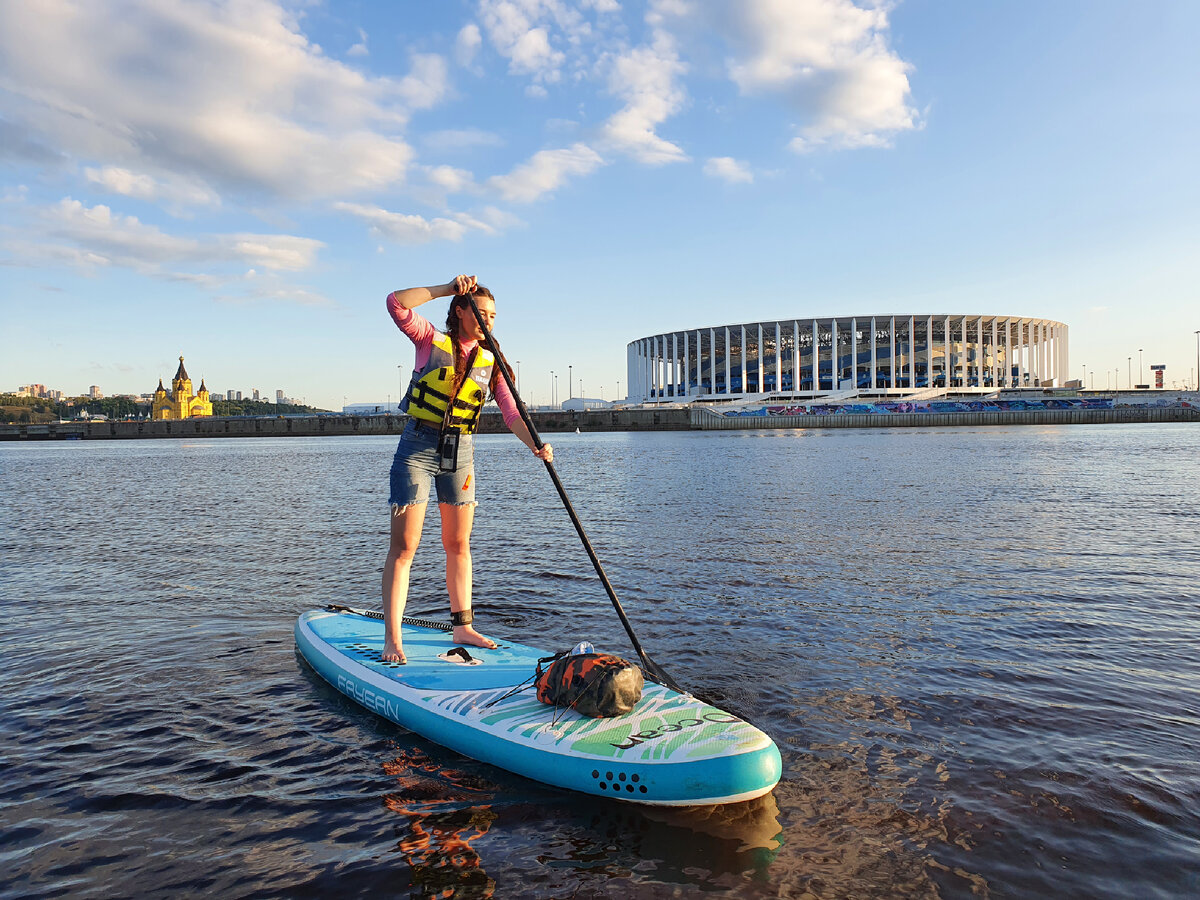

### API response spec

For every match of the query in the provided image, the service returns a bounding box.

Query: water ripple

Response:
[3,425,1200,898]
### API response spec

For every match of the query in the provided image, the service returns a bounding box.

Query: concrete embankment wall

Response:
[690,405,1200,430]
[0,408,692,441]
[2,405,1196,440]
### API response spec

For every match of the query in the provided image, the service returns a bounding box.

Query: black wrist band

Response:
[450,609,474,626]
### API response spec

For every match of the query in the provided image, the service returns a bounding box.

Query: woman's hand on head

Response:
[534,443,553,463]
[451,274,477,296]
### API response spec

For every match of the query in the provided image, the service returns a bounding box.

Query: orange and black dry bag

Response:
[535,653,644,718]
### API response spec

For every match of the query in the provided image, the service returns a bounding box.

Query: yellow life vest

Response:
[401,332,495,433]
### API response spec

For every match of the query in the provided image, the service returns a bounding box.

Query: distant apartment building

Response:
[276,390,284,404]
[89,385,102,399]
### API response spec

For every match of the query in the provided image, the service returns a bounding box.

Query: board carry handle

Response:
[465,296,685,694]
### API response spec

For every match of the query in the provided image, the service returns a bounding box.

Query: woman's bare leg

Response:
[382,504,427,662]
[440,502,496,649]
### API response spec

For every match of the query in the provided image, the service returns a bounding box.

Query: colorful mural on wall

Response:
[724,397,1121,417]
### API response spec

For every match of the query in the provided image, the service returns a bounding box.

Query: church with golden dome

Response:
[152,356,213,419]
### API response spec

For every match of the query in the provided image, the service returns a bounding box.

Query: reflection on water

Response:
[382,749,498,899]
[3,424,1200,898]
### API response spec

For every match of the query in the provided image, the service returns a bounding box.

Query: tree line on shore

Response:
[0,394,326,424]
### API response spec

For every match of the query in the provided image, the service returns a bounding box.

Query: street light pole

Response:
[1127,357,1131,391]
[516,360,521,394]
[1138,348,1143,388]
[550,371,555,408]
[568,365,573,400]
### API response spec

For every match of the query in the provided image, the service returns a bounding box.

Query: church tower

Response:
[151,356,213,419]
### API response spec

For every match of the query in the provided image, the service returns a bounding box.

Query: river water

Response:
[2,424,1198,898]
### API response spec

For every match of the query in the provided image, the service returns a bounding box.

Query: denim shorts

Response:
[389,419,476,509]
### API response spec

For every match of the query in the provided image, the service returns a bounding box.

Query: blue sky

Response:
[2,0,1198,408]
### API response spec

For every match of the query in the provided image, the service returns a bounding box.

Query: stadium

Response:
[627,315,1068,402]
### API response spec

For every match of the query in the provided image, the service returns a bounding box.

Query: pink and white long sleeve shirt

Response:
[388,293,522,429]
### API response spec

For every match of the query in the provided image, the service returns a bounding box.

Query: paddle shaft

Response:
[466,297,682,693]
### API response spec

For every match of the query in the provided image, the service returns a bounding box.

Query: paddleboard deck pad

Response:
[296,607,782,806]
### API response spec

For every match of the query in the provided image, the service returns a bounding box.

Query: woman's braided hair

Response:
[444,285,513,415]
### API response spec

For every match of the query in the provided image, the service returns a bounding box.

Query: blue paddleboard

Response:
[295,606,782,806]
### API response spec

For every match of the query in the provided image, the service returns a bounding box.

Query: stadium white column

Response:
[722,327,730,395]
[671,333,678,398]
[1040,322,1046,385]
[960,316,967,386]
[688,330,694,395]
[708,327,714,393]
[634,340,643,400]
[662,336,672,396]
[812,319,820,391]
[1034,322,1042,386]
[633,340,643,400]
[851,317,858,390]
[1033,323,1041,386]
[646,338,654,400]
[1029,323,1037,386]
[775,321,783,393]
[738,325,747,395]
[1043,322,1050,385]
[943,315,951,388]
[649,337,655,398]
[923,315,931,388]
[990,318,998,388]
[793,320,801,394]
[757,323,764,392]
[870,316,878,389]
[830,318,839,389]
[908,315,916,388]
[1019,320,1027,387]
[976,317,983,386]
[889,316,896,389]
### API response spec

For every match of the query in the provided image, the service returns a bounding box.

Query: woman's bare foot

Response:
[453,624,497,650]
[381,638,406,663]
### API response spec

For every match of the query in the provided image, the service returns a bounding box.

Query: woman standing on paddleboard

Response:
[382,275,553,663]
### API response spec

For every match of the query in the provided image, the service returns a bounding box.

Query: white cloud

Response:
[703,156,753,184]
[427,165,476,194]
[83,166,221,208]
[721,0,916,151]
[84,167,158,201]
[487,143,605,203]
[333,201,497,243]
[0,0,437,201]
[225,234,322,271]
[477,1,565,80]
[395,53,451,111]
[348,28,369,57]
[456,23,483,66]
[599,32,688,164]
[22,198,323,276]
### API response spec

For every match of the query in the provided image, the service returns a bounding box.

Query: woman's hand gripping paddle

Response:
[466,295,685,694]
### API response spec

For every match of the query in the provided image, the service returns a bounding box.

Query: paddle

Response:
[466,295,685,694]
